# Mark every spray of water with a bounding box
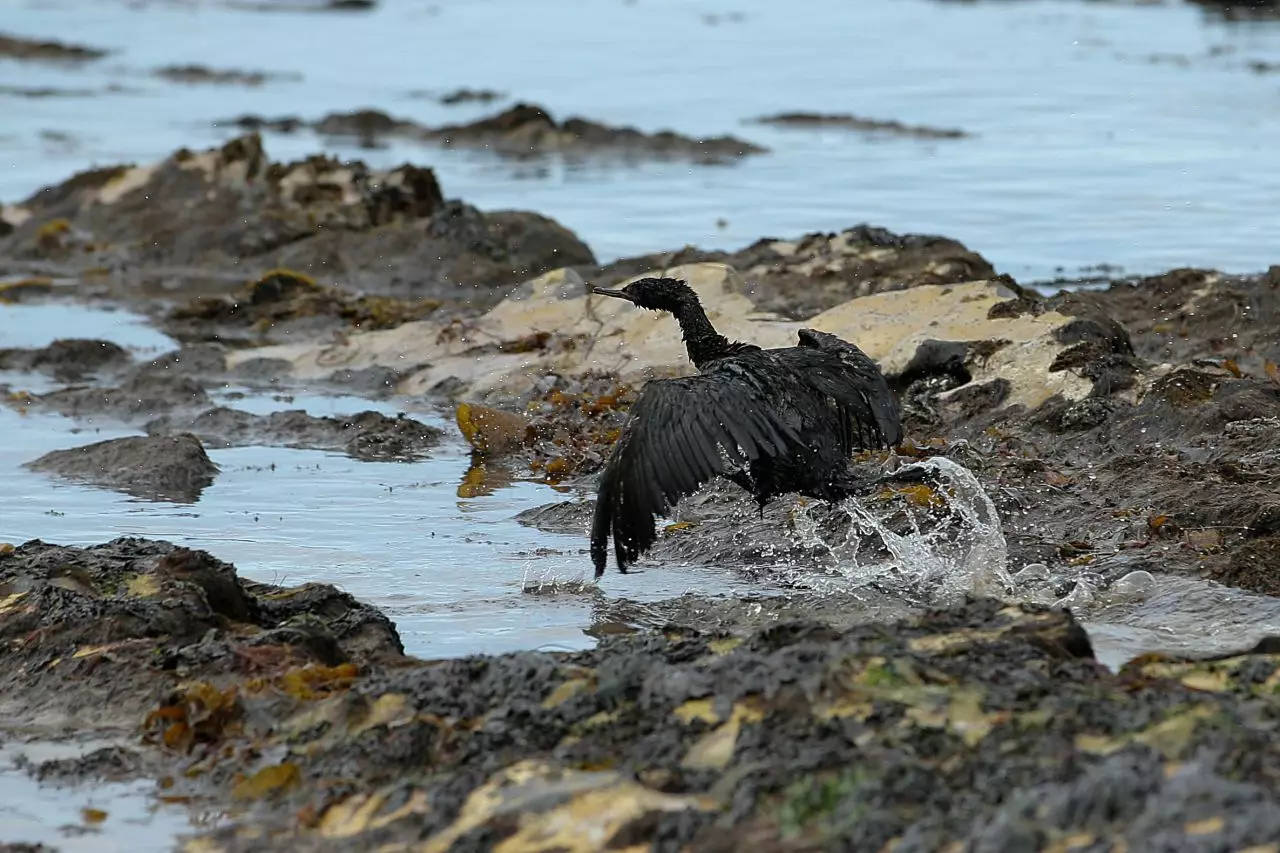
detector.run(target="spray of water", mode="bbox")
[785,457,1014,606]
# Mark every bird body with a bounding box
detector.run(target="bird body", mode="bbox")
[589,277,902,577]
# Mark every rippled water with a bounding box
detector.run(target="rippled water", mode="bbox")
[0,738,202,852]
[4,1,1280,843]
[0,303,776,661]
[3,0,1280,281]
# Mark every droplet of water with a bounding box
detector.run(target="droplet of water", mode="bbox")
[1111,570,1156,600]
[1013,562,1051,585]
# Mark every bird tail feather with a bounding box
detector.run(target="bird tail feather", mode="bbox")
[589,469,615,578]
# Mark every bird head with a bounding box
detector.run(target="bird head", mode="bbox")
[590,277,696,313]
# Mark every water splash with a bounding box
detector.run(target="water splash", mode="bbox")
[786,457,1013,606]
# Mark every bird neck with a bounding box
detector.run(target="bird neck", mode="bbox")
[671,298,742,370]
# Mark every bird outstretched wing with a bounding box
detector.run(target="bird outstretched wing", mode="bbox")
[794,328,903,449]
[590,362,804,577]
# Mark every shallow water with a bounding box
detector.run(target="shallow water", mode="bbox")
[2,0,1280,282]
[0,302,777,662]
[4,2,1280,843]
[4,301,1280,847]
[0,739,203,852]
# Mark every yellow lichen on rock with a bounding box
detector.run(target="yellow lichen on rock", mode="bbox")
[681,698,765,770]
[418,759,715,853]
[226,262,1105,418]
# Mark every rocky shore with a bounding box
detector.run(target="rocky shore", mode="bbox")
[3,138,1280,850]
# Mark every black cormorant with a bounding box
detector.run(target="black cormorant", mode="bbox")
[588,276,903,577]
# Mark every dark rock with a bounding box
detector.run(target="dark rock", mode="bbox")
[1186,0,1280,20]
[581,223,999,319]
[132,344,230,380]
[227,103,767,164]
[154,65,299,86]
[25,433,218,502]
[752,111,970,139]
[323,365,415,398]
[17,372,212,422]
[113,597,1280,851]
[162,267,444,346]
[145,407,444,461]
[0,537,404,729]
[0,32,108,62]
[513,499,594,535]
[436,87,505,105]
[0,135,596,306]
[1049,266,1280,375]
[0,338,130,381]
[25,746,144,784]
[428,102,767,163]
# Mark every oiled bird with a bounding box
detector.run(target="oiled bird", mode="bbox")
[588,277,902,577]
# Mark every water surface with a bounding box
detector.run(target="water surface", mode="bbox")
[2,0,1279,281]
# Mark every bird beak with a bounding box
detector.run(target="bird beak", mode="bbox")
[590,286,633,303]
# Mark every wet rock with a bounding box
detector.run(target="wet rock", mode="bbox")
[229,263,1115,417]
[582,222,998,319]
[1056,266,1280,376]
[0,32,108,62]
[154,64,300,86]
[25,745,144,784]
[322,364,414,398]
[162,267,444,346]
[131,343,230,380]
[0,84,100,98]
[1187,0,1280,20]
[0,537,404,730]
[435,87,505,105]
[751,111,970,139]
[0,276,68,302]
[428,102,768,163]
[13,372,211,422]
[311,108,428,148]
[0,135,595,305]
[99,597,1280,852]
[145,407,444,461]
[228,103,767,164]
[455,402,533,456]
[25,433,219,502]
[224,114,307,134]
[0,338,130,381]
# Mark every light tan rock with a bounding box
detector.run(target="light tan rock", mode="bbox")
[226,262,1096,411]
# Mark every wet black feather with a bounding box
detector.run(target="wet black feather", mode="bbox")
[589,278,903,577]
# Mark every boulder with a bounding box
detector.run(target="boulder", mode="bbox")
[25,433,218,502]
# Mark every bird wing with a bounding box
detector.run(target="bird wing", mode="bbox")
[590,361,805,576]
[793,328,903,449]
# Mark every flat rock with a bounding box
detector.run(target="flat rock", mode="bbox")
[227,102,767,164]
[10,372,212,422]
[227,262,1124,415]
[146,407,445,461]
[25,433,219,502]
[154,64,299,86]
[751,111,970,139]
[0,32,107,62]
[0,134,595,305]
